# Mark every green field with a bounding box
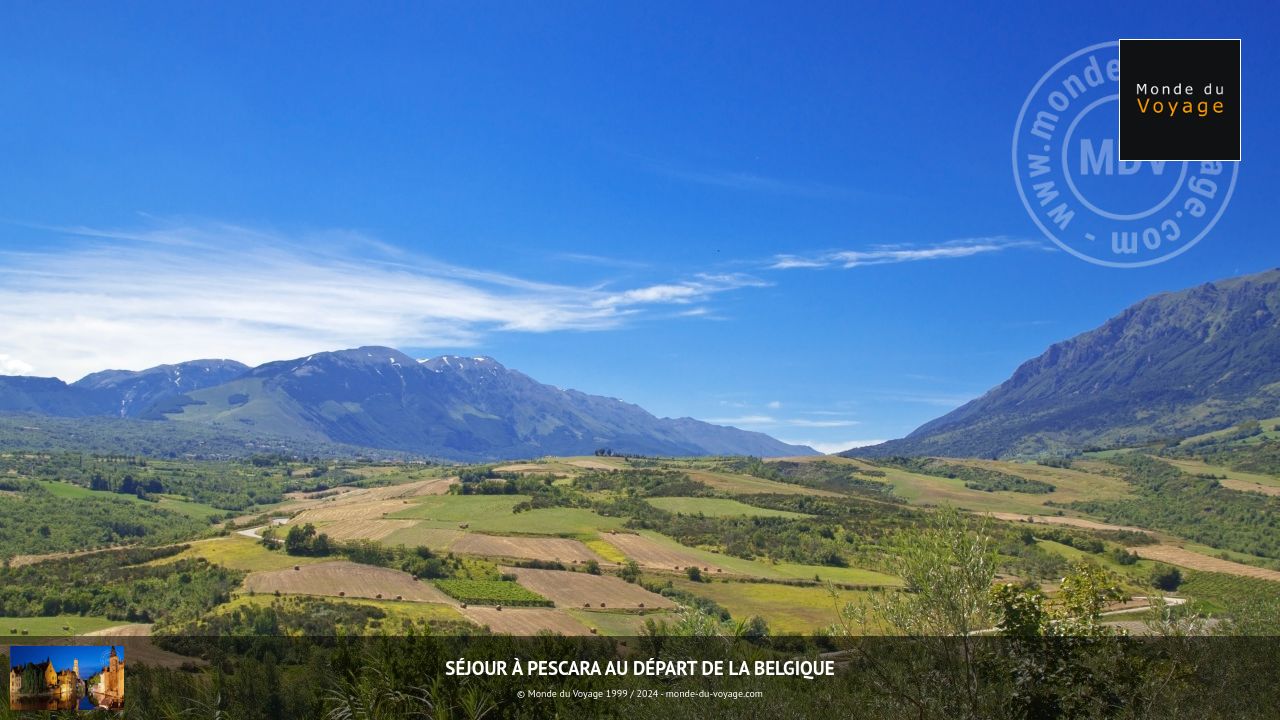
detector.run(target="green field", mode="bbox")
[0,615,126,636]
[37,479,223,520]
[841,459,1131,517]
[646,496,810,518]
[584,537,627,563]
[1163,457,1280,491]
[219,594,470,626]
[686,469,839,496]
[1178,416,1280,446]
[630,530,900,586]
[1180,571,1280,613]
[388,494,625,536]
[158,535,329,572]
[1034,540,1158,588]
[670,578,868,634]
[433,579,554,607]
[566,609,678,636]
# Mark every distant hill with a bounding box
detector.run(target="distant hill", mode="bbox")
[73,359,250,418]
[0,348,812,460]
[852,268,1280,459]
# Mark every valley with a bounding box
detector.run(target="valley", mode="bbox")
[3,440,1276,643]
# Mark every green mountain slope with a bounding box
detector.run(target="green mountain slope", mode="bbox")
[852,268,1280,458]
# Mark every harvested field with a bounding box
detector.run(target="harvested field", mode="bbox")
[382,525,462,549]
[459,607,592,635]
[358,478,457,501]
[1128,545,1280,582]
[986,512,1149,534]
[313,518,416,542]
[283,486,360,500]
[494,463,546,473]
[504,567,676,610]
[291,499,409,523]
[565,458,624,470]
[280,479,458,525]
[452,534,603,563]
[603,532,726,573]
[243,560,456,602]
[1219,480,1280,497]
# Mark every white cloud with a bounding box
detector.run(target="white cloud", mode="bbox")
[0,222,765,381]
[0,354,33,374]
[769,237,1041,270]
[596,274,767,308]
[765,400,782,409]
[780,438,887,455]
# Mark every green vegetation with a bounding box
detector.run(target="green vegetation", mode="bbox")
[1070,455,1280,559]
[160,536,329,572]
[875,457,1055,494]
[174,595,471,636]
[0,451,311,512]
[572,468,713,497]
[722,458,898,498]
[645,496,810,518]
[674,577,867,634]
[0,546,242,625]
[433,579,553,607]
[1179,570,1280,614]
[0,479,212,558]
[0,614,125,636]
[389,494,625,536]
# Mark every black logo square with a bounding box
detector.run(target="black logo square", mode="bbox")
[1119,39,1240,161]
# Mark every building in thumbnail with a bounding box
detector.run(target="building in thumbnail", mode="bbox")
[93,646,124,707]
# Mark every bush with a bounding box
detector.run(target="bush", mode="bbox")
[1150,564,1183,591]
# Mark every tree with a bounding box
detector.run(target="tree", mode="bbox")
[1149,564,1183,591]
[285,524,317,555]
[619,559,641,584]
[832,507,996,718]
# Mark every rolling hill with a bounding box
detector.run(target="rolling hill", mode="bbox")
[852,268,1280,459]
[0,348,812,460]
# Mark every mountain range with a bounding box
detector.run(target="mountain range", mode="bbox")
[0,348,813,460]
[852,268,1280,458]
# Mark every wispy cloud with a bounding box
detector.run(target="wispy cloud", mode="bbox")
[595,274,765,308]
[769,237,1042,270]
[554,252,651,270]
[0,222,765,381]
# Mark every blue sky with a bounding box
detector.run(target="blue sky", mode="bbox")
[10,644,120,678]
[1,2,1276,452]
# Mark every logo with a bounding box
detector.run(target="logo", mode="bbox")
[1012,41,1238,268]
